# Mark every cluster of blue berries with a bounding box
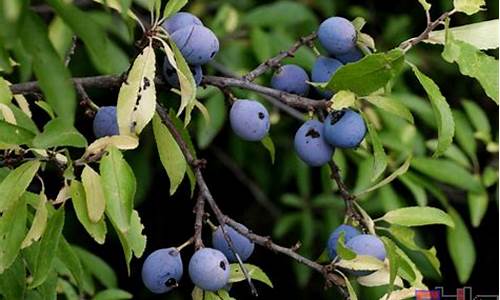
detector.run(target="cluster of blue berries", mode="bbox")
[141,222,254,293]
[228,16,366,167]
[162,12,219,88]
[327,224,386,275]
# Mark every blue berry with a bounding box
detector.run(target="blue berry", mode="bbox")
[311,56,343,98]
[93,106,119,138]
[270,64,310,96]
[162,12,202,34]
[163,58,203,88]
[346,234,386,261]
[212,224,254,262]
[294,120,333,167]
[326,225,361,260]
[318,17,357,55]
[188,248,230,291]
[323,109,366,148]
[141,248,183,294]
[229,99,270,141]
[337,47,363,64]
[171,25,219,65]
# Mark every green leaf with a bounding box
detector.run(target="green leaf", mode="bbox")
[112,209,146,274]
[462,99,491,139]
[100,146,136,233]
[453,0,485,15]
[57,238,84,290]
[392,245,425,288]
[21,192,48,249]
[81,165,106,223]
[228,263,273,287]
[364,117,387,182]
[336,232,357,260]
[152,113,186,195]
[73,246,117,288]
[30,207,65,288]
[242,1,316,27]
[325,49,404,96]
[33,118,87,148]
[58,279,78,300]
[380,237,399,294]
[482,165,498,187]
[355,155,412,196]
[336,271,358,300]
[20,11,76,126]
[162,0,187,19]
[48,17,74,60]
[425,140,471,169]
[426,20,498,50]
[117,45,156,136]
[196,91,226,149]
[261,135,276,164]
[386,225,441,276]
[250,27,273,63]
[418,0,431,11]
[452,110,477,163]
[0,77,12,104]
[467,189,488,227]
[92,289,132,300]
[0,120,35,146]
[379,206,454,227]
[0,160,40,213]
[330,91,356,110]
[0,196,27,273]
[411,157,482,192]
[273,213,300,238]
[447,207,476,283]
[46,0,128,74]
[398,174,427,206]
[70,180,107,244]
[8,103,37,134]
[362,96,414,124]
[0,257,26,300]
[34,100,55,119]
[411,65,454,157]
[443,33,499,104]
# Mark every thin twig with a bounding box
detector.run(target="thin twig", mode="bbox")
[64,36,77,67]
[193,193,205,250]
[243,32,317,82]
[399,9,456,51]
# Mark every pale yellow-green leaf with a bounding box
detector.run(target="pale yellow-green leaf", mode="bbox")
[335,255,385,271]
[81,165,106,223]
[357,266,404,287]
[0,161,40,213]
[117,45,156,136]
[330,91,356,111]
[454,0,485,15]
[0,103,16,124]
[425,20,499,50]
[362,96,414,124]
[80,135,139,162]
[0,77,12,104]
[336,271,358,300]
[31,149,68,165]
[418,0,431,11]
[53,183,70,204]
[21,192,48,248]
[13,94,32,118]
[228,263,273,287]
[379,287,418,300]
[152,113,186,195]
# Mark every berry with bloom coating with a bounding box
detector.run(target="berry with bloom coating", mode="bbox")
[346,234,386,261]
[163,58,203,88]
[311,56,343,98]
[188,248,230,291]
[271,64,310,96]
[212,224,255,262]
[162,12,202,34]
[323,109,366,148]
[326,225,361,260]
[318,17,357,55]
[141,248,183,294]
[93,106,119,138]
[229,99,270,141]
[171,25,219,65]
[294,120,333,167]
[337,47,363,64]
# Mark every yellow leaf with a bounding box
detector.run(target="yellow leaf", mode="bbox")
[81,165,106,223]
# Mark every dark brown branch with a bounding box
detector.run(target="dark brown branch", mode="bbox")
[193,193,205,250]
[399,9,456,51]
[243,32,317,82]
[203,75,327,110]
